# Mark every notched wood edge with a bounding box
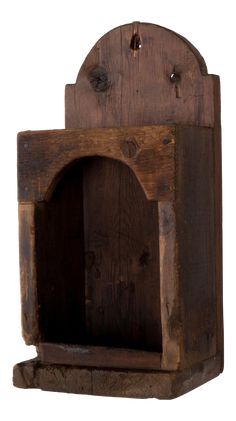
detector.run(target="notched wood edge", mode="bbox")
[65,84,76,127]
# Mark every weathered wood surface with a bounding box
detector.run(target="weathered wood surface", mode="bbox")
[39,343,161,370]
[64,21,222,387]
[211,77,224,370]
[18,203,39,344]
[175,126,217,368]
[34,155,162,351]
[17,125,175,202]
[82,157,162,351]
[17,125,218,369]
[64,20,223,373]
[13,354,222,399]
[65,22,216,129]
[15,21,223,399]
[35,175,85,345]
[158,202,181,370]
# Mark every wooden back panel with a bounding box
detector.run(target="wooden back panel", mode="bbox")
[64,22,222,368]
[65,22,218,129]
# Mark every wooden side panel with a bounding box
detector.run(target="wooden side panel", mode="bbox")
[158,202,181,369]
[212,76,223,370]
[83,157,162,351]
[176,127,216,367]
[18,203,39,344]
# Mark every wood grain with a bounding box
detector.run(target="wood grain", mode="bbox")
[35,164,86,345]
[13,354,222,399]
[211,76,224,371]
[34,155,162,351]
[83,157,162,351]
[15,21,223,398]
[18,203,39,344]
[39,343,161,370]
[175,126,216,367]
[158,202,181,370]
[17,125,175,202]
[65,22,215,129]
[64,21,222,372]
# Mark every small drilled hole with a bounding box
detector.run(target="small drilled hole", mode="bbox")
[170,72,181,83]
[130,33,142,50]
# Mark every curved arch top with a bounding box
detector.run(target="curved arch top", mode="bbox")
[65,22,220,130]
[76,22,208,81]
[17,125,175,203]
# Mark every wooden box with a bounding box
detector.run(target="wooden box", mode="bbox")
[13,22,223,399]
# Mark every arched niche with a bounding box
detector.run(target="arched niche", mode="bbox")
[35,156,162,352]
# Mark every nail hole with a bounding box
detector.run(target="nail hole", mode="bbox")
[130,33,142,50]
[163,138,171,145]
[170,72,181,83]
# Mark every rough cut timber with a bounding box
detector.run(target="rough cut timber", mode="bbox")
[13,21,223,399]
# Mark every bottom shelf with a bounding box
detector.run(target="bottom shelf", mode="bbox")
[38,342,162,370]
[13,354,222,399]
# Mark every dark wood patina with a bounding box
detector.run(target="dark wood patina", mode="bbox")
[13,22,223,399]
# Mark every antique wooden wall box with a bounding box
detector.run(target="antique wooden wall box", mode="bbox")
[13,22,223,399]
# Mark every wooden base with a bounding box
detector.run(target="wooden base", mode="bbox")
[13,354,222,399]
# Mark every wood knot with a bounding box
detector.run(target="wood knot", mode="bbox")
[139,248,150,267]
[88,66,110,92]
[121,137,139,158]
[159,207,174,235]
[162,138,171,145]
[85,251,95,269]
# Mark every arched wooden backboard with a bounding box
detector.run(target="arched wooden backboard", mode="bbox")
[65,22,220,129]
[65,22,222,371]
[65,22,223,370]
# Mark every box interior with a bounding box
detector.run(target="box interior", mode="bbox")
[35,156,162,352]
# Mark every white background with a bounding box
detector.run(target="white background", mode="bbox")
[0,0,234,419]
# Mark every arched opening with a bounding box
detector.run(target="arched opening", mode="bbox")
[35,157,162,352]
